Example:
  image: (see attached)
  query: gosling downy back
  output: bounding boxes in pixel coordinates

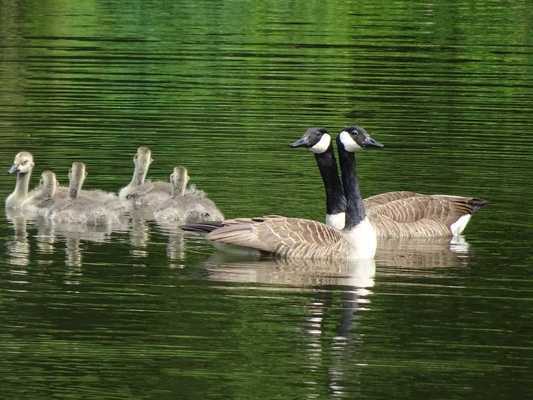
[48,162,122,226]
[155,166,224,224]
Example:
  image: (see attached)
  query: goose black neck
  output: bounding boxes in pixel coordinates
[337,136,365,229]
[314,147,346,215]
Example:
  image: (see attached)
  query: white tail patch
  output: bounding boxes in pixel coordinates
[310,134,331,154]
[326,212,345,230]
[450,214,471,236]
[339,131,362,152]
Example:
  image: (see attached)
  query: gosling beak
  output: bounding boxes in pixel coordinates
[363,136,384,149]
[8,164,18,174]
[290,137,310,148]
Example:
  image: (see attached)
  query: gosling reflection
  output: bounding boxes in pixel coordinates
[36,219,56,255]
[129,216,150,257]
[65,237,82,268]
[64,237,83,289]
[156,222,186,267]
[5,210,30,267]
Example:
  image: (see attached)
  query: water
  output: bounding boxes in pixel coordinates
[1,0,533,398]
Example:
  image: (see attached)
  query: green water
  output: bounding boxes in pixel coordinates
[1,0,533,398]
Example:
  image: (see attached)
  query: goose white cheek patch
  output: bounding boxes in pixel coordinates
[310,134,331,154]
[339,131,362,152]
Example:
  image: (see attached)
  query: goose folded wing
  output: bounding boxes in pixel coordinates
[207,216,344,255]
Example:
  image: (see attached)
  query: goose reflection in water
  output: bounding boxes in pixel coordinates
[203,236,470,398]
[204,254,374,399]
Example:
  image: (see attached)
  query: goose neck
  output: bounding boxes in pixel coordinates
[14,171,32,200]
[132,166,147,186]
[337,137,366,230]
[314,147,346,216]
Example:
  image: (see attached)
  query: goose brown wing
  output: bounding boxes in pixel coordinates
[207,216,345,256]
[367,196,486,237]
[364,191,421,209]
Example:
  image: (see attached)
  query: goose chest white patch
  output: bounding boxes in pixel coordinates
[339,131,362,152]
[310,133,332,154]
[326,212,345,230]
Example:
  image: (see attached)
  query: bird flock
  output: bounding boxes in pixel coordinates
[6,125,488,260]
[5,146,224,230]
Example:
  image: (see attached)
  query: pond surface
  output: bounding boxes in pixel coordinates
[1,1,533,399]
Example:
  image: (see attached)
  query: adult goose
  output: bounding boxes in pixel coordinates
[183,128,383,260]
[292,127,488,237]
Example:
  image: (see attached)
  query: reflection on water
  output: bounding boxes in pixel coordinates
[205,252,376,289]
[375,237,470,269]
[206,253,376,399]
[2,0,533,398]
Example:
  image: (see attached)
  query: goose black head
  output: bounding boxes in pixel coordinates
[338,126,384,152]
[290,127,332,154]
[9,151,34,174]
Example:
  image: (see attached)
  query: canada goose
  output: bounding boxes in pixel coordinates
[183,128,384,260]
[6,151,35,209]
[289,128,346,229]
[154,166,224,224]
[293,127,488,237]
[47,162,122,226]
[119,146,172,209]
[338,126,488,237]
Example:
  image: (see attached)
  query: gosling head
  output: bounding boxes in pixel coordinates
[68,162,87,199]
[9,152,35,175]
[290,128,332,154]
[338,125,384,152]
[170,166,189,197]
[133,146,153,184]
[134,146,153,169]
[39,170,58,198]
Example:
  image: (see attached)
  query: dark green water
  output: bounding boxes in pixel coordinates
[1,1,533,398]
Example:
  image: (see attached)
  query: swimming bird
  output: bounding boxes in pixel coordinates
[6,152,35,209]
[119,146,172,209]
[154,166,224,224]
[182,128,384,260]
[292,127,488,237]
[47,162,123,226]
